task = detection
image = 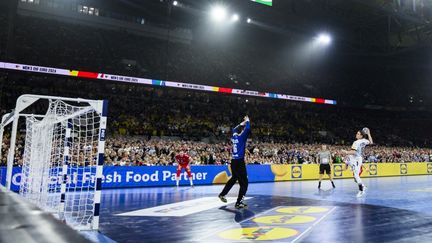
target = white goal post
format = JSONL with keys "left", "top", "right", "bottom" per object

{"left": 0, "top": 94, "right": 108, "bottom": 231}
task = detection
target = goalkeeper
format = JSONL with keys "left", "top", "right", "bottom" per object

{"left": 218, "top": 116, "right": 251, "bottom": 209}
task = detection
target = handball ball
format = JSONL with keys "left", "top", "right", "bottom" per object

{"left": 362, "top": 127, "right": 369, "bottom": 134}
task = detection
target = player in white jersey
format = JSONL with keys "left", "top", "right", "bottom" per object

{"left": 342, "top": 128, "right": 373, "bottom": 197}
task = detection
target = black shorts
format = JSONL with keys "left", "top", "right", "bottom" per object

{"left": 319, "top": 164, "right": 331, "bottom": 174}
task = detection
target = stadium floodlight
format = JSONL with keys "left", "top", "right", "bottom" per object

{"left": 247, "top": 18, "right": 252, "bottom": 23}
{"left": 231, "top": 14, "right": 239, "bottom": 22}
{"left": 317, "top": 33, "right": 332, "bottom": 45}
{"left": 173, "top": 1, "right": 178, "bottom": 6}
{"left": 210, "top": 6, "right": 227, "bottom": 22}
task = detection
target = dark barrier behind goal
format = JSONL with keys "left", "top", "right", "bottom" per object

{"left": 0, "top": 186, "right": 91, "bottom": 243}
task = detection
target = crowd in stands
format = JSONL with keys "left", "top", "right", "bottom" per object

{"left": 2, "top": 134, "right": 432, "bottom": 168}
{"left": 102, "top": 137, "right": 432, "bottom": 166}
{"left": 1, "top": 10, "right": 432, "bottom": 167}
{"left": 0, "top": 135, "right": 24, "bottom": 167}
{"left": 1, "top": 71, "right": 431, "bottom": 167}
{"left": 2, "top": 71, "right": 432, "bottom": 146}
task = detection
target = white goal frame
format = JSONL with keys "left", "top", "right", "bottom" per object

{"left": 0, "top": 94, "right": 108, "bottom": 231}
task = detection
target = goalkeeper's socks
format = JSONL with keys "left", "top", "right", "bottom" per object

{"left": 189, "top": 178, "right": 194, "bottom": 187}
{"left": 176, "top": 177, "right": 179, "bottom": 187}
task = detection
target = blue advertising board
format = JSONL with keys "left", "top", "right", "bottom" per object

{"left": 0, "top": 165, "right": 275, "bottom": 192}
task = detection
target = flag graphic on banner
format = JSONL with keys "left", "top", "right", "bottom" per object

{"left": 251, "top": 0, "right": 272, "bottom": 6}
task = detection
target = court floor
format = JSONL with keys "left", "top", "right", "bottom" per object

{"left": 98, "top": 175, "right": 432, "bottom": 242}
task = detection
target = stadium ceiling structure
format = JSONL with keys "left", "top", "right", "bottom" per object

{"left": 27, "top": 0, "right": 428, "bottom": 56}
{"left": 221, "top": 0, "right": 432, "bottom": 55}
{"left": 325, "top": 0, "right": 432, "bottom": 55}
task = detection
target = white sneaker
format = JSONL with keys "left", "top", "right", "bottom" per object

{"left": 356, "top": 191, "right": 365, "bottom": 197}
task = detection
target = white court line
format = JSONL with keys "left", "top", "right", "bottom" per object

{"left": 117, "top": 197, "right": 252, "bottom": 217}
{"left": 194, "top": 206, "right": 283, "bottom": 242}
{"left": 290, "top": 207, "right": 337, "bottom": 243}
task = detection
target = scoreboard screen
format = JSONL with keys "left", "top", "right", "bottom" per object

{"left": 251, "top": 0, "right": 272, "bottom": 7}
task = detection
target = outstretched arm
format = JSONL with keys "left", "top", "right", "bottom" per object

{"left": 233, "top": 116, "right": 249, "bottom": 133}
{"left": 232, "top": 125, "right": 241, "bottom": 134}
{"left": 239, "top": 116, "right": 251, "bottom": 138}
{"left": 366, "top": 129, "right": 373, "bottom": 145}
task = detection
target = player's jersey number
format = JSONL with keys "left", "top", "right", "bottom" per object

{"left": 233, "top": 144, "right": 238, "bottom": 154}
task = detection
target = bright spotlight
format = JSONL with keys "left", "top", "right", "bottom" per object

{"left": 231, "top": 14, "right": 239, "bottom": 22}
{"left": 247, "top": 18, "right": 252, "bottom": 23}
{"left": 173, "top": 1, "right": 178, "bottom": 6}
{"left": 317, "top": 33, "right": 332, "bottom": 45}
{"left": 211, "top": 6, "right": 227, "bottom": 22}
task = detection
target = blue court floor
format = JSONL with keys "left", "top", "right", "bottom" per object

{"left": 98, "top": 175, "right": 432, "bottom": 243}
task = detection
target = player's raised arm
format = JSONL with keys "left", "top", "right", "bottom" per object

{"left": 366, "top": 129, "right": 373, "bottom": 145}
{"left": 233, "top": 118, "right": 247, "bottom": 134}
{"left": 232, "top": 124, "right": 242, "bottom": 134}
{"left": 240, "top": 116, "right": 251, "bottom": 139}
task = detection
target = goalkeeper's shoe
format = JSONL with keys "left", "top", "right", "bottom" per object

{"left": 356, "top": 190, "right": 365, "bottom": 198}
{"left": 235, "top": 201, "right": 248, "bottom": 209}
{"left": 218, "top": 195, "right": 227, "bottom": 203}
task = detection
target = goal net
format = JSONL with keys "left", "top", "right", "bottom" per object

{"left": 2, "top": 95, "right": 107, "bottom": 231}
